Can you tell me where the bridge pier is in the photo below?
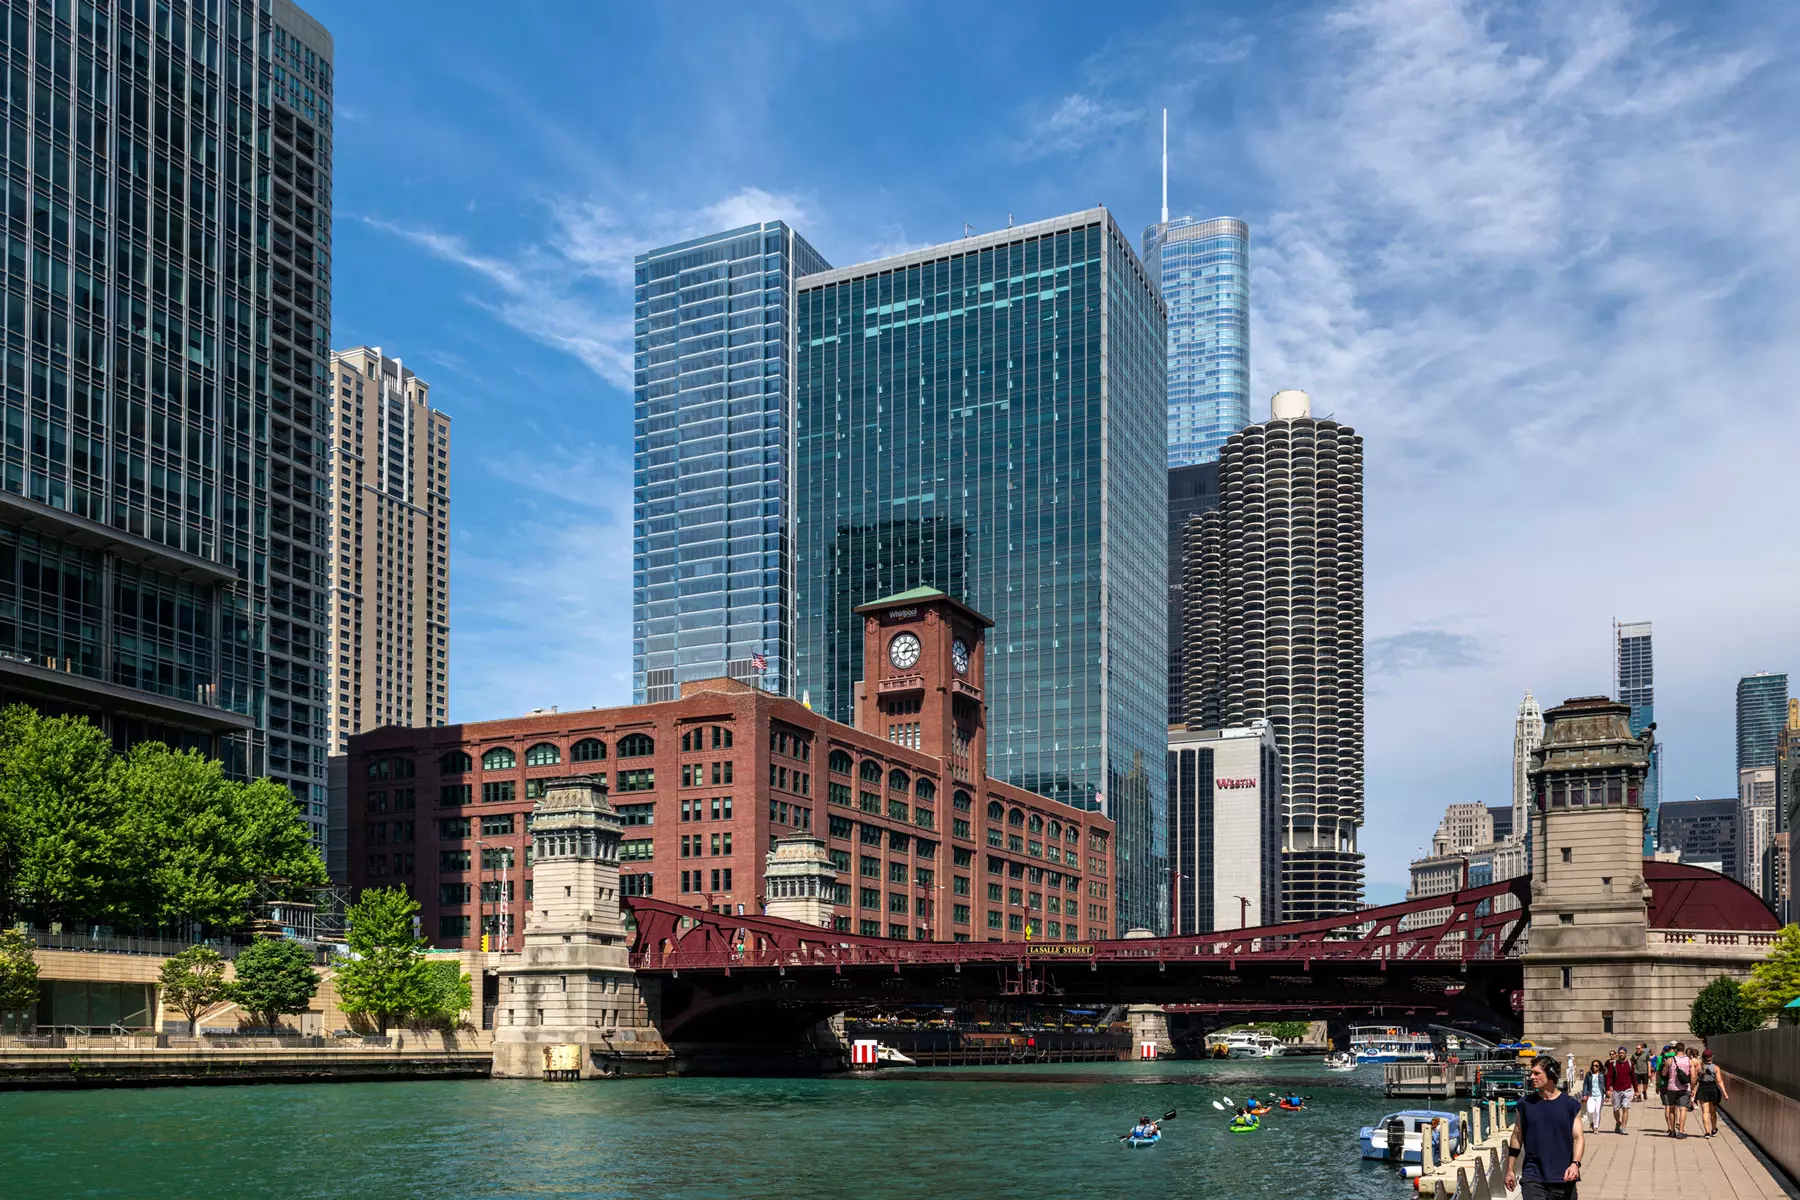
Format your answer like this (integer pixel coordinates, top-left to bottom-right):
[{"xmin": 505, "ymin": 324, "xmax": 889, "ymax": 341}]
[{"xmin": 1125, "ymin": 1006, "xmax": 1175, "ymax": 1059}]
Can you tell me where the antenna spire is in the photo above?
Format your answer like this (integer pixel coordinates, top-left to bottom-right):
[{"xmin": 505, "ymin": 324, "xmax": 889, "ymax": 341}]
[{"xmin": 1160, "ymin": 108, "xmax": 1169, "ymax": 224}]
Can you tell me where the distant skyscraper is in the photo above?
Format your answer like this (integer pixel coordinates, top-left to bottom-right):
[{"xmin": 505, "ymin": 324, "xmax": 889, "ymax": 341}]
[
  {"xmin": 1614, "ymin": 621, "xmax": 1660, "ymax": 852},
  {"xmin": 325, "ymin": 347, "xmax": 451, "ymax": 754},
  {"xmin": 1166, "ymin": 462, "xmax": 1219, "ymax": 725},
  {"xmin": 631, "ymin": 223, "xmax": 829, "ymax": 705},
  {"xmin": 1143, "ymin": 112, "xmax": 1249, "ymax": 466},
  {"xmin": 1512, "ymin": 692, "xmax": 1544, "ymax": 841},
  {"xmin": 0, "ymin": 0, "xmax": 334, "ymax": 843},
  {"xmin": 1738, "ymin": 765, "xmax": 1777, "ymax": 898},
  {"xmin": 1657, "ymin": 796, "xmax": 1738, "ymax": 877},
  {"xmin": 1186, "ymin": 389, "xmax": 1365, "ymax": 920},
  {"xmin": 794, "ymin": 209, "xmax": 1170, "ymax": 934},
  {"xmin": 1167, "ymin": 722, "xmax": 1282, "ymax": 933},
  {"xmin": 1737, "ymin": 671, "xmax": 1789, "ymax": 771}
]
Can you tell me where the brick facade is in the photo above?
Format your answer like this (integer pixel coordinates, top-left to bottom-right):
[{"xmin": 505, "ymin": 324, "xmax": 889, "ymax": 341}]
[{"xmin": 347, "ymin": 590, "xmax": 1113, "ymax": 949}]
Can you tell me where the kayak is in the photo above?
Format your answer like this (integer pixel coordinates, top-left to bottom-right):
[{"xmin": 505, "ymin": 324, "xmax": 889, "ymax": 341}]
[
  {"xmin": 1127, "ymin": 1133, "xmax": 1161, "ymax": 1149},
  {"xmin": 1278, "ymin": 1102, "xmax": 1305, "ymax": 1111},
  {"xmin": 1229, "ymin": 1122, "xmax": 1259, "ymax": 1134},
  {"xmin": 1247, "ymin": 1106, "xmax": 1272, "ymax": 1116}
]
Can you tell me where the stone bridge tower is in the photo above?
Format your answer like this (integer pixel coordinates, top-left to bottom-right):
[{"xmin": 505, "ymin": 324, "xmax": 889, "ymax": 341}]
[
  {"xmin": 492, "ymin": 775, "xmax": 668, "ymax": 1077},
  {"xmin": 764, "ymin": 834, "xmax": 838, "ymax": 927}
]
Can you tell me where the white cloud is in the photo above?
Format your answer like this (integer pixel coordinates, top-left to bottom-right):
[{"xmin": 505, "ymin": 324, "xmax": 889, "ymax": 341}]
[{"xmin": 1017, "ymin": 93, "xmax": 1143, "ymax": 159}]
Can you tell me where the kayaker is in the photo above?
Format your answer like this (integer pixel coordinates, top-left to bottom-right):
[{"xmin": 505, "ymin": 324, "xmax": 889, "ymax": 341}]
[
  {"xmin": 1284, "ymin": 1094, "xmax": 1306, "ymax": 1109},
  {"xmin": 1130, "ymin": 1117, "xmax": 1158, "ymax": 1139}
]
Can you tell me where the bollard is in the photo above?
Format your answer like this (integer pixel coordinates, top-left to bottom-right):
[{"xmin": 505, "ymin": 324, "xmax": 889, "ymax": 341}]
[
  {"xmin": 1472, "ymin": 1155, "xmax": 1492, "ymax": 1200},
  {"xmin": 1423, "ymin": 1123, "xmax": 1437, "ymax": 1173}
]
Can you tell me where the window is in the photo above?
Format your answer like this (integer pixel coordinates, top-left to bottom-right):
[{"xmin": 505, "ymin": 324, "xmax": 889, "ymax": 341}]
[
  {"xmin": 829, "ymin": 815, "xmax": 853, "ymax": 838},
  {"xmin": 481, "ymin": 747, "xmax": 517, "ymax": 770},
  {"xmin": 1559, "ymin": 913, "xmax": 1574, "ymax": 925},
  {"xmin": 1602, "ymin": 1010, "xmax": 1613, "ymax": 1034},
  {"xmin": 439, "ymin": 751, "xmax": 471, "ymax": 774},
  {"xmin": 440, "ymin": 817, "xmax": 471, "ymax": 839},
  {"xmin": 481, "ymin": 814, "xmax": 513, "ymax": 836},
  {"xmin": 888, "ymin": 831, "xmax": 910, "ymax": 854},
  {"xmin": 621, "ymin": 874, "xmax": 654, "ymax": 897},
  {"xmin": 525, "ymin": 780, "xmax": 547, "ymax": 799},
  {"xmin": 1561, "ymin": 846, "xmax": 1572, "ymax": 863},
  {"xmin": 616, "ymin": 768, "xmax": 655, "ymax": 793},
  {"xmin": 366, "ymin": 756, "xmax": 416, "ymax": 781},
  {"xmin": 988, "ymin": 828, "xmax": 1003, "ymax": 848},
  {"xmin": 953, "ymin": 819, "xmax": 971, "ymax": 840},
  {"xmin": 888, "ymin": 770, "xmax": 909, "ymax": 794},
  {"xmin": 571, "ymin": 738, "xmax": 606, "ymax": 762},
  {"xmin": 888, "ymin": 861, "xmax": 908, "ymax": 884},
  {"xmin": 915, "ymin": 808, "xmax": 935, "ymax": 830},
  {"xmin": 915, "ymin": 868, "xmax": 933, "ymax": 890},
  {"xmin": 953, "ymin": 904, "xmax": 970, "ymax": 924},
  {"xmin": 1008, "ymin": 914, "xmax": 1024, "ymax": 933},
  {"xmin": 1562, "ymin": 967, "xmax": 1573, "ymax": 989},
  {"xmin": 829, "ymin": 782, "xmax": 850, "ymax": 807},
  {"xmin": 861, "ymin": 855, "xmax": 881, "ymax": 878},
  {"xmin": 987, "ymin": 911, "xmax": 1002, "ymax": 929},
  {"xmin": 987, "ymin": 801, "xmax": 1004, "ymax": 821},
  {"xmin": 620, "ymin": 839, "xmax": 653, "ymax": 861},
  {"xmin": 888, "ymin": 799, "xmax": 908, "ymax": 822},
  {"xmin": 860, "ymin": 824, "xmax": 883, "ymax": 846},
  {"xmin": 525, "ymin": 742, "xmax": 561, "ymax": 767},
  {"xmin": 618, "ymin": 803, "xmax": 654, "ymax": 826},
  {"xmin": 915, "ymin": 840, "xmax": 936, "ymax": 859},
  {"xmin": 953, "ymin": 847, "xmax": 973, "ymax": 868},
  {"xmin": 860, "ymin": 887, "xmax": 879, "ymax": 910},
  {"xmin": 481, "ymin": 848, "xmax": 513, "ymax": 870},
  {"xmin": 829, "ymin": 749, "xmax": 853, "ymax": 774},
  {"xmin": 830, "ymin": 849, "xmax": 851, "ymax": 872},
  {"xmin": 618, "ymin": 733, "xmax": 655, "ymax": 758},
  {"xmin": 860, "ymin": 760, "xmax": 882, "ymax": 783},
  {"xmin": 439, "ymin": 916, "xmax": 470, "ymax": 938},
  {"xmin": 481, "ymin": 781, "xmax": 515, "ymax": 805},
  {"xmin": 860, "ymin": 919, "xmax": 880, "ymax": 937},
  {"xmin": 915, "ymin": 779, "xmax": 936, "ymax": 803},
  {"xmin": 1066, "ymin": 826, "xmax": 1081, "ymax": 845},
  {"xmin": 440, "ymin": 784, "xmax": 470, "ymax": 806},
  {"xmin": 440, "ymin": 850, "xmax": 471, "ymax": 872},
  {"xmin": 987, "ymin": 882, "xmax": 1003, "ymax": 902},
  {"xmin": 1008, "ymin": 809, "xmax": 1024, "ymax": 828}
]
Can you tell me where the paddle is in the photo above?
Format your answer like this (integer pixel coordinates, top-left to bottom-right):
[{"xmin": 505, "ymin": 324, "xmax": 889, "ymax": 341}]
[{"xmin": 1118, "ymin": 1109, "xmax": 1178, "ymax": 1140}]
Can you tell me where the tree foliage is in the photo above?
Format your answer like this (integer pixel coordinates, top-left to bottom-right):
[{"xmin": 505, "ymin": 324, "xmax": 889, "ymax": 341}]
[
  {"xmin": 1689, "ymin": 975, "xmax": 1761, "ymax": 1039},
  {"xmin": 0, "ymin": 927, "xmax": 40, "ymax": 1016},
  {"xmin": 333, "ymin": 888, "xmax": 438, "ymax": 1034},
  {"xmin": 0, "ymin": 705, "xmax": 324, "ymax": 933},
  {"xmin": 158, "ymin": 945, "xmax": 229, "ymax": 1030},
  {"xmin": 1267, "ymin": 1021, "xmax": 1311, "ymax": 1042},
  {"xmin": 1742, "ymin": 924, "xmax": 1800, "ymax": 1017},
  {"xmin": 227, "ymin": 938, "xmax": 318, "ymax": 1030},
  {"xmin": 414, "ymin": 959, "xmax": 473, "ymax": 1031}
]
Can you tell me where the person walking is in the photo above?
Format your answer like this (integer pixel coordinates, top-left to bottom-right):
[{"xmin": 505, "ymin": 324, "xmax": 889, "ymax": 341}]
[
  {"xmin": 1506, "ymin": 1055, "xmax": 1584, "ymax": 1200},
  {"xmin": 1663, "ymin": 1042, "xmax": 1694, "ymax": 1138},
  {"xmin": 1581, "ymin": 1059, "xmax": 1606, "ymax": 1132},
  {"xmin": 1605, "ymin": 1047, "xmax": 1636, "ymax": 1134},
  {"xmin": 1631, "ymin": 1043, "xmax": 1649, "ymax": 1101},
  {"xmin": 1695, "ymin": 1049, "xmax": 1730, "ymax": 1137}
]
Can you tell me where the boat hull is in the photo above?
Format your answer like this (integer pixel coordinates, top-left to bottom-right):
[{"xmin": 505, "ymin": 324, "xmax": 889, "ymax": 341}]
[{"xmin": 1127, "ymin": 1134, "xmax": 1160, "ymax": 1149}]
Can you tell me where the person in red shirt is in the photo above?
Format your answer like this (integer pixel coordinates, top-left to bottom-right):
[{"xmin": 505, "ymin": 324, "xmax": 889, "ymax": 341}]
[{"xmin": 1604, "ymin": 1046, "xmax": 1637, "ymax": 1134}]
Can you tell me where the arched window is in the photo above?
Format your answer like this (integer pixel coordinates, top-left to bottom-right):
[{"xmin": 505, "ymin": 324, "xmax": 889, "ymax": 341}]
[
  {"xmin": 829, "ymin": 750, "xmax": 853, "ymax": 775},
  {"xmin": 1066, "ymin": 825, "xmax": 1081, "ymax": 845},
  {"xmin": 1047, "ymin": 820, "xmax": 1061, "ymax": 840},
  {"xmin": 859, "ymin": 760, "xmax": 882, "ymax": 783},
  {"xmin": 618, "ymin": 733, "xmax": 655, "ymax": 758},
  {"xmin": 887, "ymin": 770, "xmax": 910, "ymax": 794},
  {"xmin": 987, "ymin": 800, "xmax": 1004, "ymax": 821},
  {"xmin": 952, "ymin": 789, "xmax": 971, "ymax": 812},
  {"xmin": 571, "ymin": 738, "xmax": 606, "ymax": 762},
  {"xmin": 1008, "ymin": 808, "xmax": 1025, "ymax": 828},
  {"xmin": 525, "ymin": 742, "xmax": 561, "ymax": 767},
  {"xmin": 1028, "ymin": 815, "xmax": 1043, "ymax": 835},
  {"xmin": 439, "ymin": 751, "xmax": 472, "ymax": 774},
  {"xmin": 481, "ymin": 747, "xmax": 516, "ymax": 770},
  {"xmin": 915, "ymin": 779, "xmax": 936, "ymax": 802}
]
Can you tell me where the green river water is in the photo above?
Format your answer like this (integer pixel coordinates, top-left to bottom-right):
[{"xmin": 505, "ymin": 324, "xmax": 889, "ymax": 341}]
[{"xmin": 2, "ymin": 1059, "xmax": 1428, "ymax": 1199}]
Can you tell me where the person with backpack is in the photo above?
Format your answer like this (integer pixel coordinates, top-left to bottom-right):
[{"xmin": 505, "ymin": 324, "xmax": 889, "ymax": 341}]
[
  {"xmin": 1506, "ymin": 1055, "xmax": 1584, "ymax": 1200},
  {"xmin": 1695, "ymin": 1049, "xmax": 1730, "ymax": 1137},
  {"xmin": 1604, "ymin": 1047, "xmax": 1636, "ymax": 1134},
  {"xmin": 1663, "ymin": 1042, "xmax": 1694, "ymax": 1137}
]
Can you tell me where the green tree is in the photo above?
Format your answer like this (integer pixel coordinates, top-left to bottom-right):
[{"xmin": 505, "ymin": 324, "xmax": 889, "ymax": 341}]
[
  {"xmin": 1742, "ymin": 924, "xmax": 1800, "ymax": 1017},
  {"xmin": 333, "ymin": 887, "xmax": 435, "ymax": 1034},
  {"xmin": 1690, "ymin": 975, "xmax": 1762, "ymax": 1039},
  {"xmin": 0, "ymin": 705, "xmax": 120, "ymax": 928},
  {"xmin": 111, "ymin": 745, "xmax": 325, "ymax": 932},
  {"xmin": 158, "ymin": 945, "xmax": 228, "ymax": 1032},
  {"xmin": 228, "ymin": 938, "xmax": 318, "ymax": 1031},
  {"xmin": 412, "ymin": 959, "xmax": 473, "ymax": 1031},
  {"xmin": 0, "ymin": 927, "xmax": 40, "ymax": 1021},
  {"xmin": 1267, "ymin": 1020, "xmax": 1311, "ymax": 1042}
]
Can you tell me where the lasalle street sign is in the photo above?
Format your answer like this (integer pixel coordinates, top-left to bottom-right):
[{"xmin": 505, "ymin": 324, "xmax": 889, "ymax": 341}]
[{"xmin": 1026, "ymin": 943, "xmax": 1095, "ymax": 957}]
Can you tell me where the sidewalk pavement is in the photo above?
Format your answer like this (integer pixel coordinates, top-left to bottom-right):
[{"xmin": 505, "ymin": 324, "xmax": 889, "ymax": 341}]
[{"xmin": 1573, "ymin": 1116, "xmax": 1794, "ymax": 1199}]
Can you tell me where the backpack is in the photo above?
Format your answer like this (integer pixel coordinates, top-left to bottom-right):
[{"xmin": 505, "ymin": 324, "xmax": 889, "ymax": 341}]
[{"xmin": 1669, "ymin": 1058, "xmax": 1690, "ymax": 1089}]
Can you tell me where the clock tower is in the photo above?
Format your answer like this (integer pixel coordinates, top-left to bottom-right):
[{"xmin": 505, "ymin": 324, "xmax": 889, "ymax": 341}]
[{"xmin": 853, "ymin": 587, "xmax": 992, "ymax": 780}]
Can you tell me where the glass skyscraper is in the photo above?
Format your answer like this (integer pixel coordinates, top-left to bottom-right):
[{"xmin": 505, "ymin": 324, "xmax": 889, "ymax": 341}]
[
  {"xmin": 1141, "ymin": 216, "xmax": 1249, "ymax": 466},
  {"xmin": 632, "ymin": 223, "xmax": 828, "ymax": 703},
  {"xmin": 1738, "ymin": 671, "xmax": 1789, "ymax": 771},
  {"xmin": 0, "ymin": 0, "xmax": 334, "ymax": 842},
  {"xmin": 793, "ymin": 209, "xmax": 1170, "ymax": 934},
  {"xmin": 1615, "ymin": 621, "xmax": 1660, "ymax": 853}
]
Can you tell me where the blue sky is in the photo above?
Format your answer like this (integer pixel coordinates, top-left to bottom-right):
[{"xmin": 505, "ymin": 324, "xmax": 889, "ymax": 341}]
[{"xmin": 312, "ymin": 0, "xmax": 1800, "ymax": 897}]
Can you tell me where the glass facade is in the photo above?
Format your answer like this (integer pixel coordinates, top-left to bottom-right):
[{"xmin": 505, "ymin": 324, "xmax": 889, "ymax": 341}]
[
  {"xmin": 632, "ymin": 223, "xmax": 828, "ymax": 703},
  {"xmin": 1738, "ymin": 671, "xmax": 1789, "ymax": 772},
  {"xmin": 1614, "ymin": 621, "xmax": 1658, "ymax": 852},
  {"xmin": 1141, "ymin": 217, "xmax": 1248, "ymax": 466},
  {"xmin": 794, "ymin": 210, "xmax": 1169, "ymax": 934},
  {"xmin": 0, "ymin": 1, "xmax": 333, "ymax": 840}
]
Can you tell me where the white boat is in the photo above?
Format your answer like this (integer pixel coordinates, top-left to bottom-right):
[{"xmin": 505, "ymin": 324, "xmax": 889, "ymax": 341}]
[
  {"xmin": 875, "ymin": 1044, "xmax": 915, "ymax": 1065},
  {"xmin": 1218, "ymin": 1032, "xmax": 1266, "ymax": 1059},
  {"xmin": 1324, "ymin": 1050, "xmax": 1358, "ymax": 1071},
  {"xmin": 1252, "ymin": 1033, "xmax": 1286, "ymax": 1058},
  {"xmin": 1349, "ymin": 1024, "xmax": 1434, "ymax": 1064}
]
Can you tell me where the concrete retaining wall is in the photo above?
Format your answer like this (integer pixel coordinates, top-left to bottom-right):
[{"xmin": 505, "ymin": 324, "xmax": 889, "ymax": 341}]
[
  {"xmin": 0, "ymin": 1047, "xmax": 491, "ymax": 1090},
  {"xmin": 1709, "ymin": 1026, "xmax": 1800, "ymax": 1184}
]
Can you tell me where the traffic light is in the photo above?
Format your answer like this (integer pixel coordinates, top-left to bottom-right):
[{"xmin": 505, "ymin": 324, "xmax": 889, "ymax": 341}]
[{"xmin": 480, "ymin": 934, "xmax": 489, "ymax": 952}]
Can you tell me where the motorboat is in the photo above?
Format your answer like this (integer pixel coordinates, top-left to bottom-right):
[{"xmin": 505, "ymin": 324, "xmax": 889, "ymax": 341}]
[
  {"xmin": 1217, "ymin": 1032, "xmax": 1266, "ymax": 1059},
  {"xmin": 1324, "ymin": 1050, "xmax": 1358, "ymax": 1071},
  {"xmin": 1349, "ymin": 1024, "xmax": 1434, "ymax": 1064},
  {"xmin": 875, "ymin": 1044, "xmax": 915, "ymax": 1065},
  {"xmin": 1358, "ymin": 1110, "xmax": 1464, "ymax": 1164}
]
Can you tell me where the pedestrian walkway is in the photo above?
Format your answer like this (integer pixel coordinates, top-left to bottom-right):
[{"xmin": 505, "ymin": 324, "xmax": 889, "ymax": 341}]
[{"xmin": 1576, "ymin": 1120, "xmax": 1794, "ymax": 1199}]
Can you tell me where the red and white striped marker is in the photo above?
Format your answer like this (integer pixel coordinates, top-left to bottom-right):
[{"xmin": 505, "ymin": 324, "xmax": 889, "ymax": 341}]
[
  {"xmin": 852, "ymin": 1039, "xmax": 880, "ymax": 1065},
  {"xmin": 1139, "ymin": 1041, "xmax": 1159, "ymax": 1060}
]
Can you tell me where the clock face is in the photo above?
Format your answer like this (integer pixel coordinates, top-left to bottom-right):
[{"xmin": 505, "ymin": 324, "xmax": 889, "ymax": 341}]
[
  {"xmin": 952, "ymin": 637, "xmax": 970, "ymax": 676},
  {"xmin": 889, "ymin": 632, "xmax": 922, "ymax": 670}
]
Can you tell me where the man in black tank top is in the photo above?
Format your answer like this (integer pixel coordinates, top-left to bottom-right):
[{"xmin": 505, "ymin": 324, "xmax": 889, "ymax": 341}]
[{"xmin": 1507, "ymin": 1055, "xmax": 1585, "ymax": 1199}]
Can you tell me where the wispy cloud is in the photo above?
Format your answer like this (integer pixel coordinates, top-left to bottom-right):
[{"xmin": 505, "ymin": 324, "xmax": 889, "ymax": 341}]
[
  {"xmin": 363, "ymin": 186, "xmax": 815, "ymax": 392},
  {"xmin": 1368, "ymin": 630, "xmax": 1489, "ymax": 677},
  {"xmin": 1016, "ymin": 93, "xmax": 1143, "ymax": 160}
]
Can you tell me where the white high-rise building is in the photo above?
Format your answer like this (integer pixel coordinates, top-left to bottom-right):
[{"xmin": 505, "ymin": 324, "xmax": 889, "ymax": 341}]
[
  {"xmin": 1738, "ymin": 765, "xmax": 1777, "ymax": 896},
  {"xmin": 1513, "ymin": 692, "xmax": 1544, "ymax": 838}
]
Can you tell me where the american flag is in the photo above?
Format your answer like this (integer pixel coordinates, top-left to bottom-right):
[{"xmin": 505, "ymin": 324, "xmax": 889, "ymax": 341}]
[{"xmin": 751, "ymin": 652, "xmax": 767, "ymax": 671}]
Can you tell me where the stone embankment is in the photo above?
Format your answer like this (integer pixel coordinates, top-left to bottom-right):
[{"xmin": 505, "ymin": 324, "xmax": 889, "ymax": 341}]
[{"xmin": 0, "ymin": 1032, "xmax": 490, "ymax": 1090}]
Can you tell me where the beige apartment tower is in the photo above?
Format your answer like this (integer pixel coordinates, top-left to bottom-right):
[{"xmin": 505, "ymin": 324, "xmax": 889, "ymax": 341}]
[{"xmin": 327, "ymin": 347, "xmax": 451, "ymax": 752}]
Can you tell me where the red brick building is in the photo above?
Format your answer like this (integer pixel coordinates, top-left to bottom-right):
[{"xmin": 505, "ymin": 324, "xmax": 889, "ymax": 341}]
[{"xmin": 346, "ymin": 589, "xmax": 1114, "ymax": 950}]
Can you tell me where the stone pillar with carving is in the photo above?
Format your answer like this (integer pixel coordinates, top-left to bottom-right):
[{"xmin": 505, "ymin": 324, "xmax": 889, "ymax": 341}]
[
  {"xmin": 492, "ymin": 774, "xmax": 669, "ymax": 1078},
  {"xmin": 764, "ymin": 834, "xmax": 838, "ymax": 927}
]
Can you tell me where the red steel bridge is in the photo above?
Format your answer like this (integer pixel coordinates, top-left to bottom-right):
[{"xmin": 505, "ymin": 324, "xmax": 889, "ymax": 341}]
[{"xmin": 623, "ymin": 861, "xmax": 1775, "ymax": 1047}]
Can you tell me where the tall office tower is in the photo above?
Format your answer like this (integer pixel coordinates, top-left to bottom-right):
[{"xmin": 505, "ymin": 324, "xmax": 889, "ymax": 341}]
[
  {"xmin": 1737, "ymin": 671, "xmax": 1789, "ymax": 771},
  {"xmin": 1738, "ymin": 765, "xmax": 1777, "ymax": 897},
  {"xmin": 325, "ymin": 348, "xmax": 450, "ymax": 754},
  {"xmin": 1613, "ymin": 621, "xmax": 1660, "ymax": 853},
  {"xmin": 1512, "ymin": 692, "xmax": 1544, "ymax": 841},
  {"xmin": 1776, "ymin": 701, "xmax": 1800, "ymax": 919},
  {"xmin": 795, "ymin": 209, "xmax": 1169, "ymax": 934},
  {"xmin": 0, "ymin": 1, "xmax": 334, "ymax": 841},
  {"xmin": 1166, "ymin": 721, "xmax": 1282, "ymax": 934},
  {"xmin": 1142, "ymin": 114, "xmax": 1249, "ymax": 466},
  {"xmin": 1657, "ymin": 796, "xmax": 1738, "ymax": 876},
  {"xmin": 631, "ymin": 224, "xmax": 828, "ymax": 705},
  {"xmin": 1166, "ymin": 462, "xmax": 1218, "ymax": 725},
  {"xmin": 1186, "ymin": 389, "xmax": 1365, "ymax": 920}
]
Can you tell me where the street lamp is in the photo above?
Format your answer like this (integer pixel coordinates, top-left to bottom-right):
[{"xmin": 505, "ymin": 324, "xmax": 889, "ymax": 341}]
[{"xmin": 471, "ymin": 837, "xmax": 514, "ymax": 953}]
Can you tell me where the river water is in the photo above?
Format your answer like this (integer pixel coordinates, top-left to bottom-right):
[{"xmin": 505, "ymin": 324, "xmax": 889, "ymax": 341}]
[{"xmin": 4, "ymin": 1059, "xmax": 1432, "ymax": 1199}]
